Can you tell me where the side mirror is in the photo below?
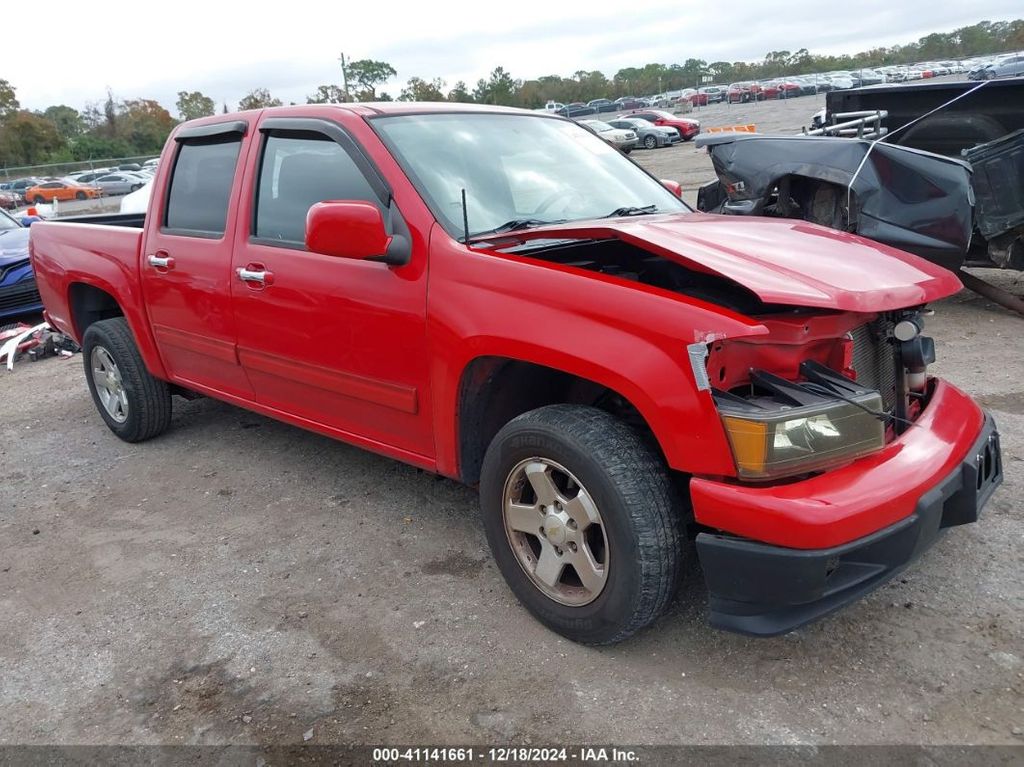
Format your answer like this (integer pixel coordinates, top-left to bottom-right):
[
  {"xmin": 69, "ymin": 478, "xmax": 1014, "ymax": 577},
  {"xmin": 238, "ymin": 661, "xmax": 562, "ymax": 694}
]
[
  {"xmin": 306, "ymin": 200, "xmax": 410, "ymax": 264},
  {"xmin": 661, "ymin": 179, "xmax": 683, "ymax": 198}
]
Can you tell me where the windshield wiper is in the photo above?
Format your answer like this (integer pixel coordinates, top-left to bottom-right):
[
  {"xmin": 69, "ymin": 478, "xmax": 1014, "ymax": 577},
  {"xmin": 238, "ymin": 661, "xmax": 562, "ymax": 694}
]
[
  {"xmin": 603, "ymin": 205, "xmax": 659, "ymax": 218},
  {"xmin": 466, "ymin": 218, "xmax": 566, "ymax": 242}
]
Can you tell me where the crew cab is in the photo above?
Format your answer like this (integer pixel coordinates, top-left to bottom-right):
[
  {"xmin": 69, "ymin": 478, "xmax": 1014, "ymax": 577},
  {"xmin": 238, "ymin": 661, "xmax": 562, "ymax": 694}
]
[{"xmin": 29, "ymin": 103, "xmax": 1002, "ymax": 644}]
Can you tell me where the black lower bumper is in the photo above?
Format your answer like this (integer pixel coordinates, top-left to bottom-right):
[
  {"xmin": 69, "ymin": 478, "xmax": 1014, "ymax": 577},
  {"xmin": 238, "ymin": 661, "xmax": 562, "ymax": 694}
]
[{"xmin": 697, "ymin": 412, "xmax": 1002, "ymax": 636}]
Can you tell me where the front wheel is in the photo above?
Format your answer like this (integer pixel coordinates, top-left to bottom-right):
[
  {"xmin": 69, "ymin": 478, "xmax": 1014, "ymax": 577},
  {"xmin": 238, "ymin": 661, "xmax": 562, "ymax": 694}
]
[
  {"xmin": 75, "ymin": 191, "xmax": 87, "ymax": 200},
  {"xmin": 82, "ymin": 317, "xmax": 172, "ymax": 442},
  {"xmin": 33, "ymin": 195, "xmax": 44, "ymax": 204},
  {"xmin": 644, "ymin": 135, "xmax": 658, "ymax": 149},
  {"xmin": 480, "ymin": 405, "xmax": 683, "ymax": 645}
]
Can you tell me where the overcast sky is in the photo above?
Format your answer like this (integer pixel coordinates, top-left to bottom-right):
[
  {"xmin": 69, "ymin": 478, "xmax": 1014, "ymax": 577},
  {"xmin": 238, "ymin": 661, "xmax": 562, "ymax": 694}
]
[{"xmin": 6, "ymin": 1, "xmax": 1021, "ymax": 114}]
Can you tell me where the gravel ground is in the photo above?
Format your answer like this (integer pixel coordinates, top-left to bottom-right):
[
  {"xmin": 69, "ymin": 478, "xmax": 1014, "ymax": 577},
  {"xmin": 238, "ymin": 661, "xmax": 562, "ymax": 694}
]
[{"xmin": 1, "ymin": 88, "xmax": 1022, "ymax": 748}]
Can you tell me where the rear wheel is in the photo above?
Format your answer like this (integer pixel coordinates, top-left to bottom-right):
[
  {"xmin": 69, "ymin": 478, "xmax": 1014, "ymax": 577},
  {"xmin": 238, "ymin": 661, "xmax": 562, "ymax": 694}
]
[
  {"xmin": 82, "ymin": 317, "xmax": 171, "ymax": 442},
  {"xmin": 480, "ymin": 405, "xmax": 683, "ymax": 645},
  {"xmin": 33, "ymin": 195, "xmax": 44, "ymax": 204}
]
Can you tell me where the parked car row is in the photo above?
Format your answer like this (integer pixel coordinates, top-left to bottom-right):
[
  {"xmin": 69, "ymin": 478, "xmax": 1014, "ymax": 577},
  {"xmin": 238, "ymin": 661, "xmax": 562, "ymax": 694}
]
[
  {"xmin": 532, "ymin": 55, "xmax": 1017, "ymax": 120},
  {"xmin": 0, "ymin": 158, "xmax": 159, "ymax": 207},
  {"xmin": 575, "ymin": 109, "xmax": 700, "ymax": 152}
]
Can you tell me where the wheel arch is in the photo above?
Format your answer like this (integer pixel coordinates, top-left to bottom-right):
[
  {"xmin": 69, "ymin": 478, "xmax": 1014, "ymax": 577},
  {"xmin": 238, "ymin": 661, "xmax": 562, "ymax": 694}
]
[
  {"xmin": 67, "ymin": 279, "xmax": 168, "ymax": 380},
  {"xmin": 451, "ymin": 348, "xmax": 725, "ymax": 486}
]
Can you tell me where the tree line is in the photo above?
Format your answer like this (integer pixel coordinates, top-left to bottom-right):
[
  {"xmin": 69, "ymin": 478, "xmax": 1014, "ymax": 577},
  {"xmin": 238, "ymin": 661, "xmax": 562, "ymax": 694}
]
[{"xmin": 2, "ymin": 19, "xmax": 1021, "ymax": 169}]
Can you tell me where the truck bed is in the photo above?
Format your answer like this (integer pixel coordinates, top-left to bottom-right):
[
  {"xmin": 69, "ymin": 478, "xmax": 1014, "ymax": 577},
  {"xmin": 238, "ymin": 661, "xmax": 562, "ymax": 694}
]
[
  {"xmin": 29, "ymin": 219, "xmax": 144, "ymax": 342},
  {"xmin": 826, "ymin": 77, "xmax": 1024, "ymax": 156}
]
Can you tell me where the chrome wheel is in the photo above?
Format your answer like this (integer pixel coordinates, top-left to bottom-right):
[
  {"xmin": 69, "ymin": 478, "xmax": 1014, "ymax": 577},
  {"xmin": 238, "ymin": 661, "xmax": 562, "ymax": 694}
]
[
  {"xmin": 502, "ymin": 457, "xmax": 609, "ymax": 606},
  {"xmin": 90, "ymin": 346, "xmax": 128, "ymax": 423}
]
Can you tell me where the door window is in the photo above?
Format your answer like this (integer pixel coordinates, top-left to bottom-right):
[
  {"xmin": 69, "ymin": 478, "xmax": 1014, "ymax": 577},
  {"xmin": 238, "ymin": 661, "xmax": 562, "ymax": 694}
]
[
  {"xmin": 254, "ymin": 133, "xmax": 381, "ymax": 245},
  {"xmin": 164, "ymin": 136, "xmax": 242, "ymax": 236}
]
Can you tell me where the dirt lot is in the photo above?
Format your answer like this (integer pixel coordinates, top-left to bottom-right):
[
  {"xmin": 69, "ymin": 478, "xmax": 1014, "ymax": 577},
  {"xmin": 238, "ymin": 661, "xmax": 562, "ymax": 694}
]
[{"xmin": 2, "ymin": 91, "xmax": 1023, "ymax": 748}]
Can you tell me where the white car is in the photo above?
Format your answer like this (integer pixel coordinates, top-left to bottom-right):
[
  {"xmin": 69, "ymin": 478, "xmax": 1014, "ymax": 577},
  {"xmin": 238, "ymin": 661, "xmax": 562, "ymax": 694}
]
[
  {"xmin": 579, "ymin": 120, "xmax": 639, "ymax": 153},
  {"xmin": 119, "ymin": 178, "xmax": 152, "ymax": 214},
  {"xmin": 825, "ymin": 74, "xmax": 855, "ymax": 90},
  {"xmin": 535, "ymin": 101, "xmax": 565, "ymax": 114}
]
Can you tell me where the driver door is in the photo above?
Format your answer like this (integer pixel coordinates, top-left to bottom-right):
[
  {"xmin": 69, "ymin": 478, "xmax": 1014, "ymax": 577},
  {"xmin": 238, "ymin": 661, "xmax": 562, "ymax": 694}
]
[{"xmin": 230, "ymin": 118, "xmax": 434, "ymax": 460}]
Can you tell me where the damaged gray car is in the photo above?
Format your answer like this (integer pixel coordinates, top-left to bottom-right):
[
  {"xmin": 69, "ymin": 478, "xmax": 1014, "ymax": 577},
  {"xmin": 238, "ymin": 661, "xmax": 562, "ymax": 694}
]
[{"xmin": 695, "ymin": 133, "xmax": 975, "ymax": 271}]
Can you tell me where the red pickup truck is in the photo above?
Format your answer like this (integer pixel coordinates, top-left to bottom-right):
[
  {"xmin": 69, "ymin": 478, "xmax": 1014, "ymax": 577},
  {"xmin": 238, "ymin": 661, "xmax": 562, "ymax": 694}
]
[{"xmin": 29, "ymin": 103, "xmax": 1002, "ymax": 644}]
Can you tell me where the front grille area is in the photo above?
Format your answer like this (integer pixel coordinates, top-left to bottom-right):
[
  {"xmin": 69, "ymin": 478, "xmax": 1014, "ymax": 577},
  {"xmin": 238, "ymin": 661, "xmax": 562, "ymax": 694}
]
[
  {"xmin": 850, "ymin": 320, "xmax": 899, "ymax": 413},
  {"xmin": 0, "ymin": 280, "xmax": 42, "ymax": 312}
]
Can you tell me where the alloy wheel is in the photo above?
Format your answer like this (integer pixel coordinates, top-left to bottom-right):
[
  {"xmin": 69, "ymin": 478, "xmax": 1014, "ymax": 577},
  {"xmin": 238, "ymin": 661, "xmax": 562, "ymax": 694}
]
[
  {"xmin": 90, "ymin": 346, "xmax": 129, "ymax": 423},
  {"xmin": 501, "ymin": 457, "xmax": 609, "ymax": 606}
]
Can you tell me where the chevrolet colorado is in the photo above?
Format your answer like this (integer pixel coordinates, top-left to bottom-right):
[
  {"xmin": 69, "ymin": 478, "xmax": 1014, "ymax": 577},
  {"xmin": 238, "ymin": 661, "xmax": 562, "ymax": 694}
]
[{"xmin": 29, "ymin": 104, "xmax": 1002, "ymax": 643}]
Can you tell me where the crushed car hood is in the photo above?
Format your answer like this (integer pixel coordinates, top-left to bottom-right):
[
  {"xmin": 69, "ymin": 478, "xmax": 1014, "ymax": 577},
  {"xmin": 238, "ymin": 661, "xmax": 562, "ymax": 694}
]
[{"xmin": 476, "ymin": 212, "xmax": 962, "ymax": 311}]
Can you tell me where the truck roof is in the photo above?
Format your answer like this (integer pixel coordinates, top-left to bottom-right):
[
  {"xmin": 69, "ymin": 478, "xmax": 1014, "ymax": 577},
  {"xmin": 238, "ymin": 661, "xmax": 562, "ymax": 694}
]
[{"xmin": 224, "ymin": 102, "xmax": 535, "ymax": 120}]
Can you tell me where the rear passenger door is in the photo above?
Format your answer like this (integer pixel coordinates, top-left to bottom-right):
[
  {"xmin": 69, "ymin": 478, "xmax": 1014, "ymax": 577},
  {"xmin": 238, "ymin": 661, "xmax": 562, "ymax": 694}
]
[
  {"xmin": 141, "ymin": 121, "xmax": 255, "ymax": 400},
  {"xmin": 229, "ymin": 117, "xmax": 433, "ymax": 460}
]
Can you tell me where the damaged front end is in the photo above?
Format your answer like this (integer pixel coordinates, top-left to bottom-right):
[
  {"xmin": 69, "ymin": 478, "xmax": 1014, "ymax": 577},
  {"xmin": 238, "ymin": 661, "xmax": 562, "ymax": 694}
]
[
  {"xmin": 704, "ymin": 308, "xmax": 937, "ymax": 482},
  {"xmin": 695, "ymin": 133, "xmax": 974, "ymax": 271}
]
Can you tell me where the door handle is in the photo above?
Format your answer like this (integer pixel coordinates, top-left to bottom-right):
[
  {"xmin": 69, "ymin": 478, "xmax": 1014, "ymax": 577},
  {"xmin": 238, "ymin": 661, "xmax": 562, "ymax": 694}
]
[
  {"xmin": 237, "ymin": 266, "xmax": 273, "ymax": 287},
  {"xmin": 147, "ymin": 253, "xmax": 175, "ymax": 270}
]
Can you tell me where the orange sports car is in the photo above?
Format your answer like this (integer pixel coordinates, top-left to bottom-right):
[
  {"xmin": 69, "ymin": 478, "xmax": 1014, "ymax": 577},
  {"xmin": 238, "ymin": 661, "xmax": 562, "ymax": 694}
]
[{"xmin": 23, "ymin": 180, "xmax": 102, "ymax": 204}]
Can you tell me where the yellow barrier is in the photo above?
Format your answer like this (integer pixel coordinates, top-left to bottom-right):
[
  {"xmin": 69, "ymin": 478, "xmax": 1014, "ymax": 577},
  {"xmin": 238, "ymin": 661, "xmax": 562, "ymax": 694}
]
[{"xmin": 704, "ymin": 124, "xmax": 757, "ymax": 134}]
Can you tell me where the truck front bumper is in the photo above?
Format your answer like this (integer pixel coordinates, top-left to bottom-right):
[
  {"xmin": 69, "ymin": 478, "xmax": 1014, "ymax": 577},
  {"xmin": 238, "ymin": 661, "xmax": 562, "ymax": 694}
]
[{"xmin": 692, "ymin": 383, "xmax": 1001, "ymax": 636}]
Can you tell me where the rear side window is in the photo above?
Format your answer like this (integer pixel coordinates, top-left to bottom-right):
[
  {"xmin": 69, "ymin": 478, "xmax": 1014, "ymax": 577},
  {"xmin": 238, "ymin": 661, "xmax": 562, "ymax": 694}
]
[
  {"xmin": 164, "ymin": 136, "xmax": 241, "ymax": 235},
  {"xmin": 254, "ymin": 133, "xmax": 380, "ymax": 245}
]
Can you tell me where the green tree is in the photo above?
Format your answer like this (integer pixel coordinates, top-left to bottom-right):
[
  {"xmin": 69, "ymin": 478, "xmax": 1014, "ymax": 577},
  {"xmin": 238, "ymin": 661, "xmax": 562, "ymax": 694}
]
[
  {"xmin": 119, "ymin": 99, "xmax": 176, "ymax": 153},
  {"xmin": 238, "ymin": 88, "xmax": 283, "ymax": 111},
  {"xmin": 81, "ymin": 102, "xmax": 104, "ymax": 131},
  {"xmin": 473, "ymin": 66, "xmax": 519, "ymax": 105},
  {"xmin": 307, "ymin": 84, "xmax": 347, "ymax": 104},
  {"xmin": 68, "ymin": 133, "xmax": 132, "ymax": 161},
  {"xmin": 102, "ymin": 88, "xmax": 118, "ymax": 138},
  {"xmin": 0, "ymin": 79, "xmax": 19, "ymax": 118},
  {"xmin": 345, "ymin": 59, "xmax": 397, "ymax": 99},
  {"xmin": 42, "ymin": 105, "xmax": 83, "ymax": 139},
  {"xmin": 0, "ymin": 111, "xmax": 64, "ymax": 165},
  {"xmin": 399, "ymin": 77, "xmax": 446, "ymax": 101},
  {"xmin": 447, "ymin": 81, "xmax": 474, "ymax": 102},
  {"xmin": 175, "ymin": 90, "xmax": 215, "ymax": 121}
]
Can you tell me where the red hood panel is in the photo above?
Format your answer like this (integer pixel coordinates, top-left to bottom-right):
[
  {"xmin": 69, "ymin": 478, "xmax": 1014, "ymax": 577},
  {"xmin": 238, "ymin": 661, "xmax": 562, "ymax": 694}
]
[{"xmin": 481, "ymin": 212, "xmax": 962, "ymax": 311}]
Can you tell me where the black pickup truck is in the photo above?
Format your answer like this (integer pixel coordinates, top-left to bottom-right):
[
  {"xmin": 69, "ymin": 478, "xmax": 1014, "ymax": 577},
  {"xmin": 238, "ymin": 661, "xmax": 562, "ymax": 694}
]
[
  {"xmin": 825, "ymin": 76, "xmax": 1024, "ymax": 157},
  {"xmin": 698, "ymin": 77, "xmax": 1024, "ymax": 278}
]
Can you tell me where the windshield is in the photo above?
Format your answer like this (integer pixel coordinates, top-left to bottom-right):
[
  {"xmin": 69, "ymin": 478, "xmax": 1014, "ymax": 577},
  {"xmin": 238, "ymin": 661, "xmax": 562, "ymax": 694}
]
[
  {"xmin": 373, "ymin": 113, "xmax": 687, "ymax": 240},
  {"xmin": 0, "ymin": 210, "xmax": 21, "ymax": 231},
  {"xmin": 582, "ymin": 120, "xmax": 612, "ymax": 132}
]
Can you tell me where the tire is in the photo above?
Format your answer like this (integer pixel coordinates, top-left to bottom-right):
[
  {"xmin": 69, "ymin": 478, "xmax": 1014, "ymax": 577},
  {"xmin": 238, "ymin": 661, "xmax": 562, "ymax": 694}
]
[
  {"xmin": 643, "ymin": 135, "xmax": 657, "ymax": 150},
  {"xmin": 82, "ymin": 317, "xmax": 171, "ymax": 442},
  {"xmin": 479, "ymin": 405, "xmax": 683, "ymax": 645},
  {"xmin": 33, "ymin": 195, "xmax": 44, "ymax": 204},
  {"xmin": 75, "ymin": 191, "xmax": 87, "ymax": 200}
]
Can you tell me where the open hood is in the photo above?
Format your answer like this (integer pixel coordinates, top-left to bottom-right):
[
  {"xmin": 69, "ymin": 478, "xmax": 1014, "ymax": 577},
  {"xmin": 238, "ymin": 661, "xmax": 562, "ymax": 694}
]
[{"xmin": 475, "ymin": 212, "xmax": 962, "ymax": 312}]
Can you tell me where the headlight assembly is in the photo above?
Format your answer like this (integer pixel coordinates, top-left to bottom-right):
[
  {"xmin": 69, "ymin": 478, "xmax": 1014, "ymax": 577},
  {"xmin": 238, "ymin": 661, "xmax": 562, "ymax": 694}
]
[{"xmin": 714, "ymin": 362, "xmax": 887, "ymax": 481}]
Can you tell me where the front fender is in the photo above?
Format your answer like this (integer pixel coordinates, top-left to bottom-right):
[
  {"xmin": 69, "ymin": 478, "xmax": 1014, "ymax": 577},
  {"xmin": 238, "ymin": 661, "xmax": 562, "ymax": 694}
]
[{"xmin": 427, "ymin": 231, "xmax": 765, "ymax": 478}]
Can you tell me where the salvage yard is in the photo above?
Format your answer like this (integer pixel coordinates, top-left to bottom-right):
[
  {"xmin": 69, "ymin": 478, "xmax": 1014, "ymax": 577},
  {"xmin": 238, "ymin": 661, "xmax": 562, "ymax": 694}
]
[{"xmin": 2, "ymin": 90, "xmax": 1023, "ymax": 747}]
